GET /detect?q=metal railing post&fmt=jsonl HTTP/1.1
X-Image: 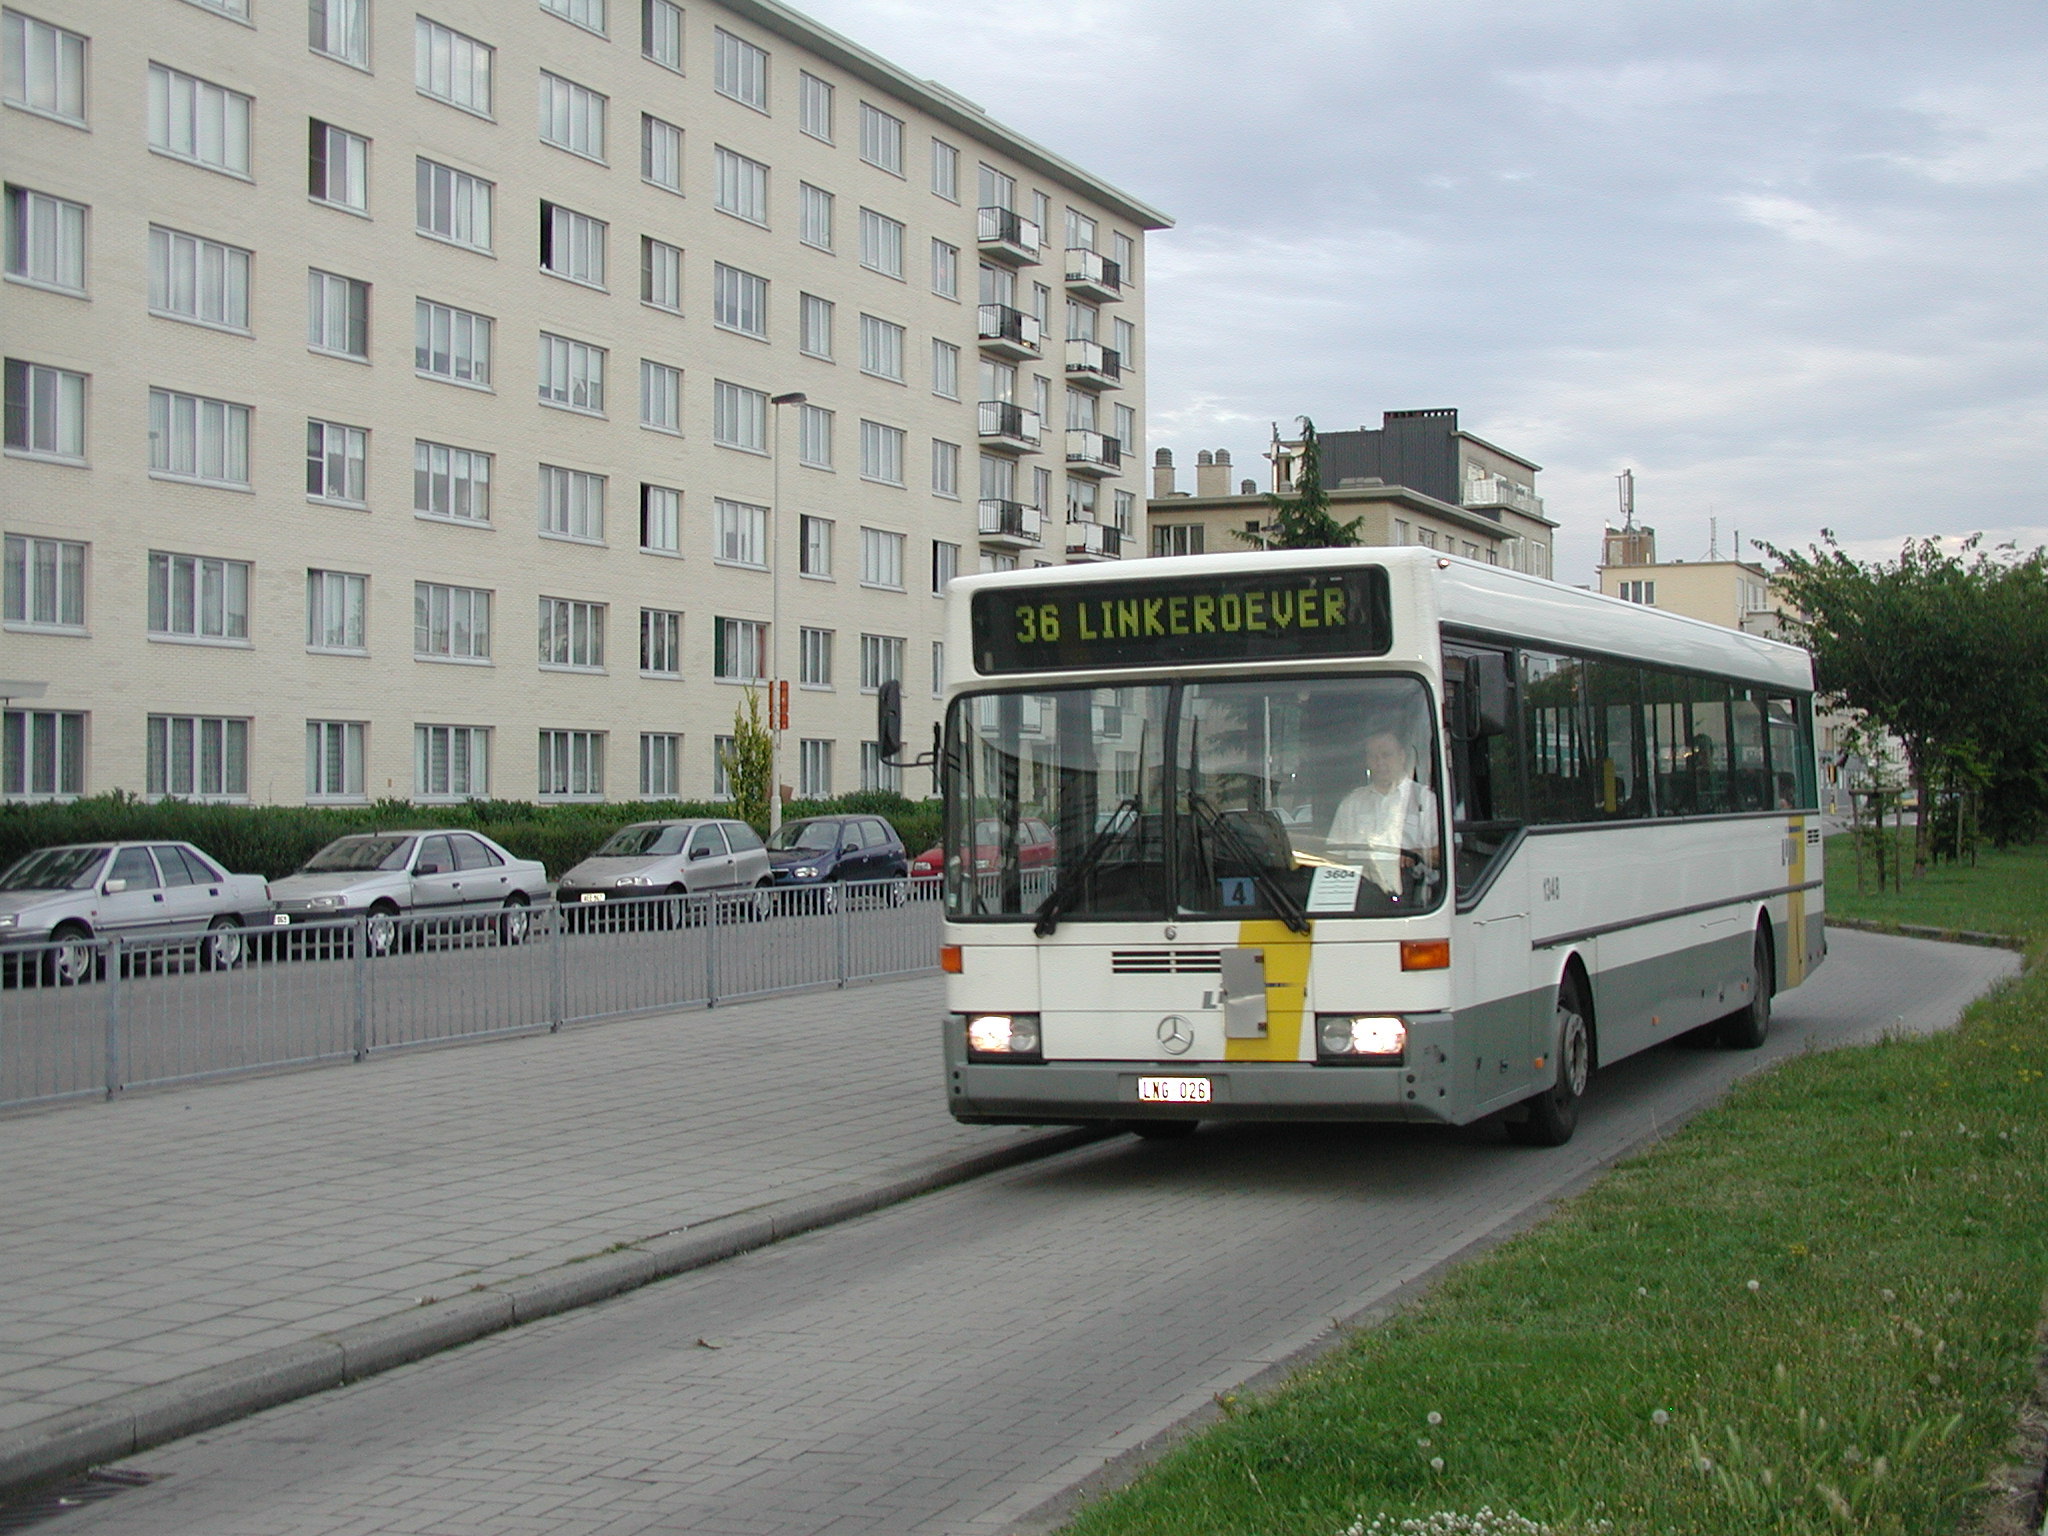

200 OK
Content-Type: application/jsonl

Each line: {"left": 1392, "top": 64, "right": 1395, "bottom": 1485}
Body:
{"left": 102, "top": 937, "right": 122, "bottom": 1100}
{"left": 549, "top": 905, "right": 566, "bottom": 1031}
{"left": 704, "top": 902, "right": 718, "bottom": 1008}
{"left": 835, "top": 889, "right": 848, "bottom": 988}
{"left": 351, "top": 915, "right": 369, "bottom": 1061}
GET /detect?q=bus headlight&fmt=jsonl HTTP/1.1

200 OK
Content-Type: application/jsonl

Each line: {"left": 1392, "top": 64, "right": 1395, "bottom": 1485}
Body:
{"left": 1317, "top": 1014, "right": 1406, "bottom": 1062}
{"left": 965, "top": 1013, "right": 1042, "bottom": 1062}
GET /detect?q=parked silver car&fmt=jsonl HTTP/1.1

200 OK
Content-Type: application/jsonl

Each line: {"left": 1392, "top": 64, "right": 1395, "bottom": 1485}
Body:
{"left": 555, "top": 819, "right": 772, "bottom": 923}
{"left": 269, "top": 830, "right": 550, "bottom": 951}
{"left": 0, "top": 841, "right": 272, "bottom": 982}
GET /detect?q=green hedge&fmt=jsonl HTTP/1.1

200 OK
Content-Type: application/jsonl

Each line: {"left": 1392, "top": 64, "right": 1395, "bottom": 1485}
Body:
{"left": 0, "top": 792, "right": 943, "bottom": 881}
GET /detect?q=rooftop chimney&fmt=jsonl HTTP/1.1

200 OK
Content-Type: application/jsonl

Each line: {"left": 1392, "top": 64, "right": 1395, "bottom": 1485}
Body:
{"left": 1152, "top": 447, "right": 1176, "bottom": 499}
{"left": 1195, "top": 449, "right": 1231, "bottom": 497}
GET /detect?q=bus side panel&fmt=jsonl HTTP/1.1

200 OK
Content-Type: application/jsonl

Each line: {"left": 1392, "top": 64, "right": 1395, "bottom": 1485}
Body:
{"left": 1452, "top": 847, "right": 1541, "bottom": 1119}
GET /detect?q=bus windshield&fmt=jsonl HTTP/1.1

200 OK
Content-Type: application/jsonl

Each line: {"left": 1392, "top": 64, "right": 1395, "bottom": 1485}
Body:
{"left": 945, "top": 674, "right": 1442, "bottom": 923}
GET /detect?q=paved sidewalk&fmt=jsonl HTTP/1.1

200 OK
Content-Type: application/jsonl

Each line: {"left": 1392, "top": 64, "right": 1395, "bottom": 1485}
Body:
{"left": 0, "top": 975, "right": 1084, "bottom": 1491}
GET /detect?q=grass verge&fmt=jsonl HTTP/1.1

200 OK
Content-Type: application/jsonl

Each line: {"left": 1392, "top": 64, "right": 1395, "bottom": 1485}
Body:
{"left": 1058, "top": 948, "right": 2048, "bottom": 1536}
{"left": 1826, "top": 836, "right": 2048, "bottom": 944}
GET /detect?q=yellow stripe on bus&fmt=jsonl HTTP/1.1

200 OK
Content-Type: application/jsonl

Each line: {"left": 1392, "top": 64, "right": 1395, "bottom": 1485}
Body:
{"left": 1786, "top": 815, "right": 1807, "bottom": 987}
{"left": 1228, "top": 919, "right": 1313, "bottom": 1061}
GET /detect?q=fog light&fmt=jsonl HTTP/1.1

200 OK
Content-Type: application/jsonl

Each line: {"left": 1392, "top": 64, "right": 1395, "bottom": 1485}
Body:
{"left": 966, "top": 1013, "right": 1042, "bottom": 1060}
{"left": 1316, "top": 1014, "right": 1407, "bottom": 1061}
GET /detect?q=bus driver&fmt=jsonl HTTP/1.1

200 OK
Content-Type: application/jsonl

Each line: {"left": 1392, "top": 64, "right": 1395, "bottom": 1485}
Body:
{"left": 1327, "top": 728, "right": 1441, "bottom": 898}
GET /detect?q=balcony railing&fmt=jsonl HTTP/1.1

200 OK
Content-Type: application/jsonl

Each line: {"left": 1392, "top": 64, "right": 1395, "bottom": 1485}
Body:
{"left": 978, "top": 400, "right": 1042, "bottom": 449}
{"left": 1461, "top": 476, "right": 1545, "bottom": 517}
{"left": 977, "top": 206, "right": 1042, "bottom": 263}
{"left": 977, "top": 303, "right": 1042, "bottom": 359}
{"left": 1065, "top": 428, "right": 1122, "bottom": 474}
{"left": 1064, "top": 248, "right": 1123, "bottom": 300}
{"left": 977, "top": 498, "right": 1042, "bottom": 545}
{"left": 1065, "top": 520, "right": 1123, "bottom": 559}
{"left": 1064, "top": 339, "right": 1122, "bottom": 388}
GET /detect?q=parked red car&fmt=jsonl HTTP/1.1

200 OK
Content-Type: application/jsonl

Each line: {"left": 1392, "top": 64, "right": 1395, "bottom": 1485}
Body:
{"left": 910, "top": 818, "right": 1057, "bottom": 878}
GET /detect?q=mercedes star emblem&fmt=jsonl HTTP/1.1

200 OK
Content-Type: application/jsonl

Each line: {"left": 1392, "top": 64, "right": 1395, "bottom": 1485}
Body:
{"left": 1156, "top": 1015, "right": 1194, "bottom": 1055}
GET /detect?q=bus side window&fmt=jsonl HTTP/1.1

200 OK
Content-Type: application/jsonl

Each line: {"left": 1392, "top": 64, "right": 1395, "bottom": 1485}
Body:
{"left": 1521, "top": 650, "right": 1590, "bottom": 823}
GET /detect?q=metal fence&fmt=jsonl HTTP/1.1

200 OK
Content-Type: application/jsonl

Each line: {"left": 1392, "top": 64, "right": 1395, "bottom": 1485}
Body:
{"left": 1, "top": 877, "right": 942, "bottom": 1111}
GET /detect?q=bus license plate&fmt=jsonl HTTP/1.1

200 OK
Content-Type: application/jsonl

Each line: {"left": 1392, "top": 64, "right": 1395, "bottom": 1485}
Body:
{"left": 1137, "top": 1076, "right": 1211, "bottom": 1105}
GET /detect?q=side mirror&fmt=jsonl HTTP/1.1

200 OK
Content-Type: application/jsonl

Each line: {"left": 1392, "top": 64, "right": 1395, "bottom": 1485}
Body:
{"left": 877, "top": 678, "right": 903, "bottom": 762}
{"left": 689, "top": 846, "right": 712, "bottom": 861}
{"left": 415, "top": 861, "right": 444, "bottom": 876}
{"left": 102, "top": 878, "right": 128, "bottom": 894}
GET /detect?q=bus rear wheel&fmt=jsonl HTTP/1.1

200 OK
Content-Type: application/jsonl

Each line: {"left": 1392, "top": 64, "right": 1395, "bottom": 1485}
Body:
{"left": 1509, "top": 975, "right": 1591, "bottom": 1147}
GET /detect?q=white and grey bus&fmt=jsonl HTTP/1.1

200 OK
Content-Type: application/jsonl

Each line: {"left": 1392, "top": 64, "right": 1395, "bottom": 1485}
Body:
{"left": 913, "top": 547, "right": 1824, "bottom": 1145}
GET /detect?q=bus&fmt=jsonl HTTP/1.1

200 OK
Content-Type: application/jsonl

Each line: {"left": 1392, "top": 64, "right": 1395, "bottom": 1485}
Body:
{"left": 907, "top": 546, "right": 1825, "bottom": 1146}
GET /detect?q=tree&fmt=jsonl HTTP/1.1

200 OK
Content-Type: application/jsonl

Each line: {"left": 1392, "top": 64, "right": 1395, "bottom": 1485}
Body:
{"left": 1236, "top": 417, "right": 1365, "bottom": 550}
{"left": 719, "top": 688, "right": 773, "bottom": 833}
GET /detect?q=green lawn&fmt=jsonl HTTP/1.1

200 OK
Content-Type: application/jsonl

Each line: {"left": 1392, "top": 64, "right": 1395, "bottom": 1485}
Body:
{"left": 1826, "top": 835, "right": 2048, "bottom": 944}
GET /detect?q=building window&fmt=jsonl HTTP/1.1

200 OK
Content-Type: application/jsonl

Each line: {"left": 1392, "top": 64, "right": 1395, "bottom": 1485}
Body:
{"left": 798, "top": 738, "right": 831, "bottom": 797}
{"left": 305, "top": 721, "right": 366, "bottom": 799}
{"left": 931, "top": 442, "right": 961, "bottom": 500}
{"left": 642, "top": 113, "right": 682, "bottom": 191}
{"left": 1034, "top": 465, "right": 1052, "bottom": 513}
{"left": 859, "top": 314, "right": 904, "bottom": 381}
{"left": 308, "top": 120, "right": 368, "bottom": 210}
{"left": 539, "top": 71, "right": 605, "bottom": 161}
{"left": 414, "top": 298, "right": 492, "bottom": 387}
{"left": 712, "top": 380, "right": 767, "bottom": 450}
{"left": 712, "top": 616, "right": 767, "bottom": 681}
{"left": 859, "top": 103, "right": 902, "bottom": 174}
{"left": 931, "top": 340, "right": 960, "bottom": 400}
{"left": 415, "top": 17, "right": 491, "bottom": 115}
{"left": 713, "top": 262, "right": 768, "bottom": 338}
{"left": 799, "top": 71, "right": 832, "bottom": 140}
{"left": 1067, "top": 477, "right": 1098, "bottom": 523}
{"left": 799, "top": 515, "right": 832, "bottom": 577}
{"left": 799, "top": 293, "right": 833, "bottom": 359}
{"left": 3, "top": 533, "right": 84, "bottom": 628}
{"left": 859, "top": 422, "right": 904, "bottom": 487}
{"left": 1113, "top": 315, "right": 1136, "bottom": 370}
{"left": 539, "top": 597, "right": 605, "bottom": 669}
{"left": 413, "top": 160, "right": 492, "bottom": 252}
{"left": 414, "top": 581, "right": 490, "bottom": 659}
{"left": 797, "top": 404, "right": 832, "bottom": 468}
{"left": 860, "top": 526, "right": 904, "bottom": 589}
{"left": 931, "top": 640, "right": 945, "bottom": 696}
{"left": 711, "top": 736, "right": 733, "bottom": 799}
{"left": 860, "top": 741, "right": 899, "bottom": 794}
{"left": 538, "top": 729, "right": 604, "bottom": 799}
{"left": 149, "top": 388, "right": 247, "bottom": 485}
{"left": 5, "top": 359, "right": 84, "bottom": 461}
{"left": 642, "top": 0, "right": 681, "bottom": 70}
{"left": 798, "top": 624, "right": 831, "bottom": 685}
{"left": 307, "top": 569, "right": 367, "bottom": 652}
{"left": 931, "top": 139, "right": 958, "bottom": 200}
{"left": 1620, "top": 579, "right": 1656, "bottom": 605}
{"left": 3, "top": 709, "right": 84, "bottom": 799}
{"left": 306, "top": 419, "right": 367, "bottom": 504}
{"left": 1152, "top": 523, "right": 1204, "bottom": 557}
{"left": 799, "top": 182, "right": 832, "bottom": 250}
{"left": 859, "top": 208, "right": 904, "bottom": 278}
{"left": 640, "top": 359, "right": 681, "bottom": 434}
{"left": 714, "top": 146, "right": 768, "bottom": 224}
{"left": 149, "top": 551, "right": 249, "bottom": 640}
{"left": 1112, "top": 229, "right": 1134, "bottom": 273}
{"left": 415, "top": 440, "right": 490, "bottom": 523}
{"left": 714, "top": 497, "right": 766, "bottom": 566}
{"left": 859, "top": 634, "right": 903, "bottom": 692}
{"left": 538, "top": 200, "right": 603, "bottom": 284}
{"left": 927, "top": 242, "right": 961, "bottom": 302}
{"left": 538, "top": 332, "right": 606, "bottom": 414}
{"left": 147, "top": 226, "right": 249, "bottom": 330}
{"left": 640, "top": 607, "right": 680, "bottom": 675}
{"left": 1033, "top": 283, "right": 1052, "bottom": 332}
{"left": 980, "top": 550, "right": 1017, "bottom": 575}
{"left": 4, "top": 11, "right": 85, "bottom": 124}
{"left": 640, "top": 483, "right": 680, "bottom": 552}
{"left": 149, "top": 64, "right": 251, "bottom": 176}
{"left": 1065, "top": 207, "right": 1098, "bottom": 253}
{"left": 931, "top": 539, "right": 959, "bottom": 594}
{"left": 5, "top": 186, "right": 83, "bottom": 293}
{"left": 148, "top": 714, "right": 247, "bottom": 800}
{"left": 309, "top": 0, "right": 368, "bottom": 65}
{"left": 713, "top": 27, "right": 766, "bottom": 110}
{"left": 979, "top": 162, "right": 1015, "bottom": 212}
{"left": 539, "top": 463, "right": 605, "bottom": 541}
{"left": 307, "top": 270, "right": 369, "bottom": 358}
{"left": 640, "top": 732, "right": 679, "bottom": 797}
{"left": 416, "top": 724, "right": 488, "bottom": 798}
{"left": 540, "top": 0, "right": 605, "bottom": 35}
{"left": 642, "top": 237, "right": 682, "bottom": 311}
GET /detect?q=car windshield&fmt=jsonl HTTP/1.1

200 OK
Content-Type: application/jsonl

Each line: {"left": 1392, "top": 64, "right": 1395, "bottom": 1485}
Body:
{"left": 302, "top": 835, "right": 417, "bottom": 873}
{"left": 944, "top": 674, "right": 1442, "bottom": 923}
{"left": 767, "top": 822, "right": 840, "bottom": 852}
{"left": 595, "top": 825, "right": 689, "bottom": 857}
{"left": 0, "top": 846, "right": 109, "bottom": 892}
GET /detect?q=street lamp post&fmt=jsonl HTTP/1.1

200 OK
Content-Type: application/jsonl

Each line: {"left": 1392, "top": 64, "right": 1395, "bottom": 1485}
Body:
{"left": 767, "top": 391, "right": 807, "bottom": 837}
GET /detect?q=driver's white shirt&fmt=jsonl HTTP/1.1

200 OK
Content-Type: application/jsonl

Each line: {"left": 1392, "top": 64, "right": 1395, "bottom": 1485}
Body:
{"left": 1328, "top": 779, "right": 1439, "bottom": 892}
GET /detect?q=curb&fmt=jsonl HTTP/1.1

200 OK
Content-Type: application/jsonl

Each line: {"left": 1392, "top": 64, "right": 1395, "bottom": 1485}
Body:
{"left": 0, "top": 1125, "right": 1113, "bottom": 1502}
{"left": 1825, "top": 916, "right": 2030, "bottom": 954}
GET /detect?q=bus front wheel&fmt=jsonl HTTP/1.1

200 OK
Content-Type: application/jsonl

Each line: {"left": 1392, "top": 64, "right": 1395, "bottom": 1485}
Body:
{"left": 1719, "top": 928, "right": 1773, "bottom": 1050}
{"left": 1510, "top": 976, "right": 1591, "bottom": 1147}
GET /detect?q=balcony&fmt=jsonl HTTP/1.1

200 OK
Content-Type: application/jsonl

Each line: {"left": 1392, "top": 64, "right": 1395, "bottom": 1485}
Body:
{"left": 977, "top": 303, "right": 1042, "bottom": 361}
{"left": 1064, "top": 428, "right": 1122, "bottom": 477}
{"left": 1065, "top": 520, "right": 1123, "bottom": 561}
{"left": 978, "top": 400, "right": 1042, "bottom": 453}
{"left": 977, "top": 498, "right": 1042, "bottom": 548}
{"left": 1462, "top": 476, "right": 1546, "bottom": 517}
{"left": 1064, "top": 248, "right": 1123, "bottom": 302}
{"left": 977, "top": 206, "right": 1042, "bottom": 265}
{"left": 1064, "top": 339, "right": 1122, "bottom": 390}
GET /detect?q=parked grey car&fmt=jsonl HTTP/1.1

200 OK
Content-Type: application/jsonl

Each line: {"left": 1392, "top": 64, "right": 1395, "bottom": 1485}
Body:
{"left": 0, "top": 841, "right": 272, "bottom": 982}
{"left": 269, "top": 830, "right": 550, "bottom": 951}
{"left": 555, "top": 819, "right": 771, "bottom": 922}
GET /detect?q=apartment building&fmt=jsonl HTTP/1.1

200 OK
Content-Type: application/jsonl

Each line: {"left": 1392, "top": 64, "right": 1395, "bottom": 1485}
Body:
{"left": 1, "top": 0, "right": 1169, "bottom": 805}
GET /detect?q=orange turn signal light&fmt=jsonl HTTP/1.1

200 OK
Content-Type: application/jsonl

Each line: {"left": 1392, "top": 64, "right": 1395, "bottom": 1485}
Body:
{"left": 940, "top": 944, "right": 963, "bottom": 974}
{"left": 1400, "top": 938, "right": 1450, "bottom": 971}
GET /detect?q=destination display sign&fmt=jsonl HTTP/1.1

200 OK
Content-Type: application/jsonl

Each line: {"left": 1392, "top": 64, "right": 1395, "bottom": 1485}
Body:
{"left": 971, "top": 566, "right": 1392, "bottom": 674}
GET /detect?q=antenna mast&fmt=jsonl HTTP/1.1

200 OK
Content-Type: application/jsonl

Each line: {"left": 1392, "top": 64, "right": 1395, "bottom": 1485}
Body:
{"left": 1616, "top": 468, "right": 1635, "bottom": 529}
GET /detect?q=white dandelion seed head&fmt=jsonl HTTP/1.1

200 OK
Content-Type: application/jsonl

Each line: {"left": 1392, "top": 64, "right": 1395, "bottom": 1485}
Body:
{"left": 1746, "top": 1279, "right": 1761, "bottom": 1292}
{"left": 1697, "top": 1456, "right": 1715, "bottom": 1474}
{"left": 1881, "top": 1289, "right": 1896, "bottom": 1302}
{"left": 1429, "top": 1456, "right": 1445, "bottom": 1472}
{"left": 1636, "top": 1286, "right": 1648, "bottom": 1297}
{"left": 1651, "top": 1409, "right": 1669, "bottom": 1426}
{"left": 1427, "top": 1410, "right": 1443, "bottom": 1426}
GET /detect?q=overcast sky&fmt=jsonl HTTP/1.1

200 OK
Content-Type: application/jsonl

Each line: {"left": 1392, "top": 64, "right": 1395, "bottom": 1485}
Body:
{"left": 800, "top": 0, "right": 2048, "bottom": 584}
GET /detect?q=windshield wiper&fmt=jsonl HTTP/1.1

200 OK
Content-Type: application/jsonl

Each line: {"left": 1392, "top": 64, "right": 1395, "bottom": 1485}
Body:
{"left": 1032, "top": 799, "right": 1139, "bottom": 937}
{"left": 1185, "top": 794, "right": 1311, "bottom": 934}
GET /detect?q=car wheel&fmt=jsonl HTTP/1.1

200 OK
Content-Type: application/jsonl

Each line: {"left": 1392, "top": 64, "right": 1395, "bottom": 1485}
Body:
{"left": 1509, "top": 974, "right": 1592, "bottom": 1147}
{"left": 887, "top": 877, "right": 908, "bottom": 908}
{"left": 46, "top": 923, "right": 97, "bottom": 986}
{"left": 365, "top": 904, "right": 400, "bottom": 957}
{"left": 750, "top": 881, "right": 775, "bottom": 921}
{"left": 499, "top": 896, "right": 531, "bottom": 946}
{"left": 200, "top": 917, "right": 246, "bottom": 971}
{"left": 1719, "top": 927, "right": 1773, "bottom": 1049}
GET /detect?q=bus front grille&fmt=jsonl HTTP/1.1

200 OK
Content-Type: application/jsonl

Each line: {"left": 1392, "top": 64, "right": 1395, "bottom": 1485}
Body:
{"left": 1111, "top": 949, "right": 1223, "bottom": 975}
